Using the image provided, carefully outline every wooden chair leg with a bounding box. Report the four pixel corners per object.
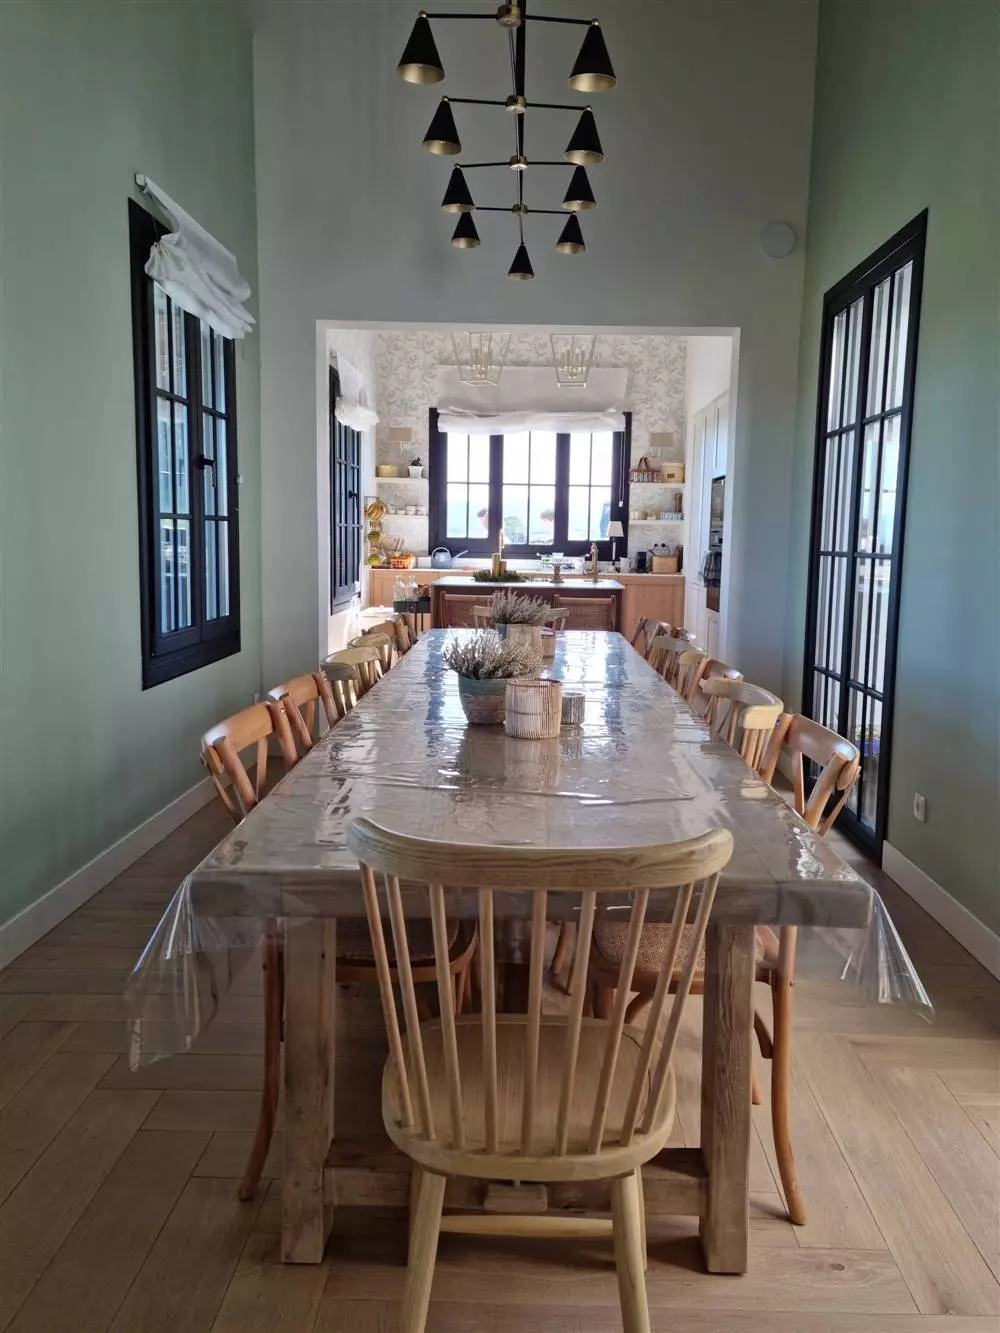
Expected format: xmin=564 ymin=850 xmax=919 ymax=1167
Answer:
xmin=594 ymin=984 xmax=615 ymax=1020
xmin=239 ymin=927 xmax=283 ymax=1201
xmin=454 ymin=967 xmax=466 ymax=1016
xmin=408 ymin=1165 xmax=424 ymax=1266
xmin=610 ymin=1170 xmax=651 ymax=1333
xmin=551 ymin=922 xmax=573 ymax=992
xmin=636 ymin=1167 xmax=647 ymax=1272
xmin=751 ymin=1063 xmax=763 ymax=1106
xmin=624 ymin=990 xmax=652 ymax=1026
xmin=770 ymin=973 xmax=806 ymax=1225
xmin=400 ymin=1169 xmax=446 ymax=1333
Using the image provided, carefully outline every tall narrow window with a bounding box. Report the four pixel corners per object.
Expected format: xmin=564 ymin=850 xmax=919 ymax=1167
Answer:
xmin=330 ymin=368 xmax=363 ymax=610
xmin=130 ymin=200 xmax=240 ymax=688
xmin=429 ymin=414 xmax=630 ymax=557
xmin=804 ymin=211 xmax=926 ymax=854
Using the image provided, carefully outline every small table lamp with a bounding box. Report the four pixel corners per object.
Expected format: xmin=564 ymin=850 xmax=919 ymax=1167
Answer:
xmin=607 ymin=520 xmax=624 ymax=567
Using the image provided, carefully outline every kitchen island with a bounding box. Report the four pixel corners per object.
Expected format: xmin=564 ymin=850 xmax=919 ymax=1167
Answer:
xmin=430 ymin=576 xmax=625 ymax=630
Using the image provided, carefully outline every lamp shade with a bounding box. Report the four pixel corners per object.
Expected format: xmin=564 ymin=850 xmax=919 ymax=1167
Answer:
xmin=564 ymin=108 xmax=604 ymax=165
xmin=555 ymin=215 xmax=586 ymax=254
xmin=442 ymin=166 xmax=474 ymax=212
xmin=508 ymin=242 xmax=534 ymax=280
xmin=397 ymin=14 xmax=445 ymax=84
xmin=423 ymin=99 xmax=461 ymax=155
xmin=568 ymin=22 xmax=616 ymax=93
xmin=607 ymin=520 xmax=625 ymax=538
xmin=451 ymin=213 xmax=481 ymax=248
xmin=562 ymin=166 xmax=596 ymax=211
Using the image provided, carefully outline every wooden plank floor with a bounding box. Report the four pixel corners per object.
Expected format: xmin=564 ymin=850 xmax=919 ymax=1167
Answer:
xmin=1 ymin=801 xmax=998 ymax=1332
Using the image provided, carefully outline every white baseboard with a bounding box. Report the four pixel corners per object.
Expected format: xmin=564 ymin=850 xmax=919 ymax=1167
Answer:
xmin=882 ymin=841 xmax=1000 ymax=981
xmin=0 ymin=777 xmax=216 ymax=970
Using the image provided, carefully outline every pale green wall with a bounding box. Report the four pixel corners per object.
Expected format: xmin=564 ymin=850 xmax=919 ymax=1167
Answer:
xmin=0 ymin=0 xmax=261 ymax=928
xmin=788 ymin=0 xmax=1000 ymax=931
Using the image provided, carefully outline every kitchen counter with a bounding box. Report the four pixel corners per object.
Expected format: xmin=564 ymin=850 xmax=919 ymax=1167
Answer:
xmin=431 ymin=576 xmax=624 ymax=591
xmin=430 ymin=577 xmax=625 ymax=630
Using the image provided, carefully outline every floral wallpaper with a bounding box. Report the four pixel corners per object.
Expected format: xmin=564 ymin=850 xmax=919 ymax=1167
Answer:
xmin=368 ymin=330 xmax=687 ymax=557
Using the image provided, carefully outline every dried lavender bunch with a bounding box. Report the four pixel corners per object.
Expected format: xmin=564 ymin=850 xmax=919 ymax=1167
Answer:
xmin=489 ymin=589 xmax=550 ymax=626
xmin=442 ymin=633 xmax=542 ymax=679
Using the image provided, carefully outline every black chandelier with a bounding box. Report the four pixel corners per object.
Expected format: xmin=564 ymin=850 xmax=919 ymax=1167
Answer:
xmin=397 ymin=2 xmax=615 ymax=280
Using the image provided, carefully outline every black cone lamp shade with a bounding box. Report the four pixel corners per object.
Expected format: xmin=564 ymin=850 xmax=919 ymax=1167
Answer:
xmin=562 ymin=166 xmax=596 ymax=211
xmin=556 ymin=215 xmax=585 ymax=254
xmin=568 ymin=22 xmax=616 ymax=93
xmin=451 ymin=214 xmax=481 ymax=248
xmin=397 ymin=14 xmax=445 ymax=84
xmin=508 ymin=242 xmax=535 ymax=280
xmin=441 ymin=166 xmax=475 ymax=212
xmin=565 ymin=108 xmax=604 ymax=165
xmin=423 ymin=99 xmax=461 ymax=155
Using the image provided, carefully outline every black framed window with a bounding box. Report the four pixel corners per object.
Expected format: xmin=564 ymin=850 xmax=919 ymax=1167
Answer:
xmin=130 ymin=199 xmax=240 ymax=688
xmin=330 ymin=367 xmax=363 ymax=610
xmin=428 ymin=411 xmax=631 ymax=557
xmin=803 ymin=210 xmax=926 ymax=855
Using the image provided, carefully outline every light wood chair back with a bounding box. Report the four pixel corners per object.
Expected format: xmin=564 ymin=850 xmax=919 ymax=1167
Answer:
xmin=647 ymin=634 xmax=704 ymax=692
xmin=345 ymin=817 xmax=732 ymax=1176
xmin=201 ymin=702 xmax=296 ymax=824
xmin=393 ymin=619 xmax=414 ymax=654
xmin=470 ymin=605 xmax=493 ymax=627
xmin=685 ymin=657 xmax=743 ymax=712
xmin=700 ymin=678 xmax=783 ymax=770
xmin=441 ymin=595 xmax=492 ymax=628
xmin=628 ymin=616 xmax=650 ymax=655
xmin=544 ymin=607 xmax=570 ymax=629
xmin=266 ymin=673 xmax=335 ymax=756
xmin=553 ymin=595 xmax=616 ymax=631
xmin=758 ymin=713 xmax=861 ymax=835
xmin=352 ymin=628 xmax=395 ymax=673
xmin=319 ymin=662 xmax=358 ymax=722
xmin=324 ymin=645 xmax=383 ymax=696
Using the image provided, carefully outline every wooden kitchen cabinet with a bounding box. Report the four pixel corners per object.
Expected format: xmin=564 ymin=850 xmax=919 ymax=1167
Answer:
xmin=367 ymin=568 xmax=445 ymax=608
xmin=619 ymin=576 xmax=685 ymax=635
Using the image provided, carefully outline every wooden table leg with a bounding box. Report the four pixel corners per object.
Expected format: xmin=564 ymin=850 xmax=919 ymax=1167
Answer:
xmin=699 ymin=921 xmax=755 ymax=1274
xmin=282 ymin=918 xmax=337 ymax=1263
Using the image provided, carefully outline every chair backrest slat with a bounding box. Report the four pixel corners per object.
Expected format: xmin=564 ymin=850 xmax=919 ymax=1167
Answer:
xmin=429 ymin=883 xmax=465 ymax=1148
xmin=345 ymin=819 xmax=733 ymax=1169
xmin=587 ymin=889 xmax=650 ymax=1152
xmin=521 ymin=890 xmax=549 ymax=1153
xmin=386 ymin=876 xmax=435 ymax=1139
xmin=478 ymin=889 xmax=499 ymax=1153
xmin=360 ymin=866 xmax=414 ymax=1129
xmin=555 ymin=890 xmax=598 ymax=1154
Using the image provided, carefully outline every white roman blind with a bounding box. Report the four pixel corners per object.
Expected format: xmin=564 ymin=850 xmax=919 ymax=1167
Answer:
xmin=436 ymin=364 xmax=628 ymax=433
xmin=135 ymin=175 xmax=255 ymax=339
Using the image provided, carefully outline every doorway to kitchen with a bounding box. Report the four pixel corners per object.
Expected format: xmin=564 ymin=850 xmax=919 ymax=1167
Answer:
xmin=803 ymin=212 xmax=926 ymax=856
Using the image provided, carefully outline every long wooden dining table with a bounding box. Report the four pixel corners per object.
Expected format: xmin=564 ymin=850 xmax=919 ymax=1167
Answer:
xmin=171 ymin=630 xmax=872 ymax=1271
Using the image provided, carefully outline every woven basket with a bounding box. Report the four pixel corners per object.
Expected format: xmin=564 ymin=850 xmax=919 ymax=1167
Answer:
xmin=457 ymin=675 xmax=508 ymax=725
xmin=505 ymin=678 xmax=563 ymax=739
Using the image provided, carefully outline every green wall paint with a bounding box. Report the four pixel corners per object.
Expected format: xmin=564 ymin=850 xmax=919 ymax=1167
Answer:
xmin=0 ymin=1 xmax=261 ymax=928
xmin=788 ymin=0 xmax=999 ymax=930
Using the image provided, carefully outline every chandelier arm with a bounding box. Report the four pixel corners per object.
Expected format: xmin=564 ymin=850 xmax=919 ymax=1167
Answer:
xmin=457 ymin=162 xmax=512 ymax=169
xmin=526 ymin=13 xmax=594 ymax=24
xmin=447 ymin=97 xmax=512 ymax=107
xmin=423 ymin=11 xmax=498 ymax=18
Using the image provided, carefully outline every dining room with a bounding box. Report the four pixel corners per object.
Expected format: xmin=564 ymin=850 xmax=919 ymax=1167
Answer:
xmin=1 ymin=2 xmax=998 ymax=1332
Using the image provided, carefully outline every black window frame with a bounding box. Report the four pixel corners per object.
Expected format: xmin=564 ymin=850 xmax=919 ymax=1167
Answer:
xmin=427 ymin=410 xmax=631 ymax=558
xmin=329 ymin=366 xmax=363 ymax=611
xmin=802 ymin=209 xmax=926 ymax=857
xmin=130 ymin=198 xmax=241 ymax=689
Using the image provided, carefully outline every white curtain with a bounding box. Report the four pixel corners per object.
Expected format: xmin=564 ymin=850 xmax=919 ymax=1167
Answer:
xmin=333 ymin=354 xmax=379 ymax=430
xmin=436 ymin=364 xmax=628 ymax=433
xmin=137 ymin=176 xmax=255 ymax=339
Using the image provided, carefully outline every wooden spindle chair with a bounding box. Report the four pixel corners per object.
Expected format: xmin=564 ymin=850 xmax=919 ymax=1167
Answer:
xmin=684 ymin=656 xmax=743 ymax=714
xmin=553 ymin=595 xmax=616 ymax=631
xmin=393 ymin=618 xmax=414 ymax=654
xmin=646 ymin=634 xmax=703 ymax=692
xmin=628 ymin=616 xmax=650 ymax=655
xmin=200 ymin=702 xmax=300 ymax=1203
xmin=352 ymin=627 xmax=395 ymax=674
xmin=441 ymin=595 xmax=492 ymax=628
xmin=346 ymin=817 xmax=733 ymax=1333
xmin=266 ymin=673 xmax=336 ymax=756
xmin=544 ymin=607 xmax=570 ymax=629
xmin=700 ymin=678 xmax=783 ymax=770
xmin=470 ymin=605 xmax=494 ymax=627
xmin=319 ymin=662 xmax=358 ymax=722
xmin=324 ymin=645 xmax=383 ymax=696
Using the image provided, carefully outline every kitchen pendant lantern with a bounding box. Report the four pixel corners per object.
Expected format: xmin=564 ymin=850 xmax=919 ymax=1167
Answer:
xmin=396 ymin=0 xmax=615 ymax=278
xmin=451 ymin=331 xmax=511 ymax=385
xmin=550 ymin=333 xmax=596 ymax=387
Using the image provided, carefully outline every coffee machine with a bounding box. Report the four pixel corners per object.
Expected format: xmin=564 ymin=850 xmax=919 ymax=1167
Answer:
xmin=634 ymin=549 xmax=651 ymax=573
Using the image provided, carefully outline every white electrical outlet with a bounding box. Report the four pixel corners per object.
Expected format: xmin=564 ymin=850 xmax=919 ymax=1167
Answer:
xmin=913 ymin=792 xmax=927 ymax=822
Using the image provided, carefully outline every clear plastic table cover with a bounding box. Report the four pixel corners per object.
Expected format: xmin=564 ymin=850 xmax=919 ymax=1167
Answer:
xmin=125 ymin=632 xmax=932 ymax=1068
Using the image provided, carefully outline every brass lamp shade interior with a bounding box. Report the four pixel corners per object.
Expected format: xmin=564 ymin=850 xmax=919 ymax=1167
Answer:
xmin=442 ymin=166 xmax=475 ymax=212
xmin=568 ymin=22 xmax=616 ymax=93
xmin=397 ymin=14 xmax=445 ymax=84
xmin=451 ymin=213 xmax=481 ymax=248
xmin=556 ymin=214 xmax=585 ymax=254
xmin=508 ymin=242 xmax=535 ymax=280
xmin=565 ymin=108 xmax=604 ymax=165
xmin=562 ymin=166 xmax=596 ymax=211
xmin=423 ymin=99 xmax=462 ymax=155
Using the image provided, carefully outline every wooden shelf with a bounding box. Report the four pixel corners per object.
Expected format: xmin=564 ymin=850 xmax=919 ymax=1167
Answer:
xmin=631 ymin=516 xmax=685 ymax=524
xmin=630 ymin=480 xmax=686 ymax=487
xmin=375 ymin=475 xmax=427 ymax=484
